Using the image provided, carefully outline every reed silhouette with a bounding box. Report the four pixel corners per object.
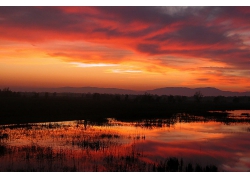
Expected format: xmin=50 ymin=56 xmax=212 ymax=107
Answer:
xmin=0 ymin=145 xmax=7 ymax=157
xmin=0 ymin=120 xmax=220 ymax=172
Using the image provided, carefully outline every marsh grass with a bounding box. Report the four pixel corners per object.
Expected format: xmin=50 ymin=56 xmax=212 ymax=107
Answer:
xmin=0 ymin=142 xmax=218 ymax=172
xmin=0 ymin=118 xmax=241 ymax=172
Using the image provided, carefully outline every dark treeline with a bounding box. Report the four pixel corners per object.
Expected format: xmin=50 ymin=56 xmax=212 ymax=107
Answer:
xmin=1 ymin=88 xmax=250 ymax=124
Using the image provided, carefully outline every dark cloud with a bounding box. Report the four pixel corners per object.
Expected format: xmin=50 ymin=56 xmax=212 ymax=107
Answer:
xmin=198 ymin=48 xmax=250 ymax=69
xmin=0 ymin=6 xmax=250 ymax=70
xmin=146 ymin=25 xmax=231 ymax=46
xmin=94 ymin=7 xmax=175 ymax=24
xmin=173 ymin=25 xmax=228 ymax=44
xmin=196 ymin=78 xmax=210 ymax=82
xmin=219 ymin=7 xmax=250 ymax=23
xmin=137 ymin=44 xmax=161 ymax=55
xmin=93 ymin=27 xmax=123 ymax=37
xmin=0 ymin=7 xmax=81 ymax=30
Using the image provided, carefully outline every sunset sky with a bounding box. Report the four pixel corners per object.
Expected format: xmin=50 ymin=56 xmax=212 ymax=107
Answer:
xmin=1 ymin=6 xmax=250 ymax=92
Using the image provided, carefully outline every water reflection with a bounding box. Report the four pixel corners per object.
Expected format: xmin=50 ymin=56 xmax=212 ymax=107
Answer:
xmin=209 ymin=110 xmax=250 ymax=121
xmin=0 ymin=115 xmax=250 ymax=172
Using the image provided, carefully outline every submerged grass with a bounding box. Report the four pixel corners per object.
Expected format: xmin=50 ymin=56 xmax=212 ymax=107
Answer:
xmin=0 ymin=120 xmax=220 ymax=172
xmin=0 ymin=143 xmax=218 ymax=172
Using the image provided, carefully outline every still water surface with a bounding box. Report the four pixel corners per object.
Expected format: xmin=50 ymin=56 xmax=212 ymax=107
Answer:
xmin=1 ymin=110 xmax=250 ymax=172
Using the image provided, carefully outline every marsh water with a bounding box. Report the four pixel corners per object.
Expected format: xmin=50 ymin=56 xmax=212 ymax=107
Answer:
xmin=1 ymin=110 xmax=250 ymax=172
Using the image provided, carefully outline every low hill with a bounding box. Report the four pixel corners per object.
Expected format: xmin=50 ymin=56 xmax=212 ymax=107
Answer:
xmin=11 ymin=87 xmax=250 ymax=96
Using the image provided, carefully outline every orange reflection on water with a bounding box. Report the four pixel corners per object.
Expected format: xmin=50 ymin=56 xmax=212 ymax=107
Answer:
xmin=1 ymin=119 xmax=250 ymax=171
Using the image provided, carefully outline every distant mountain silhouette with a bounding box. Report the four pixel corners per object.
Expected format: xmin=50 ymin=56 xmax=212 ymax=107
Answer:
xmin=12 ymin=87 xmax=250 ymax=97
xmin=24 ymin=87 xmax=139 ymax=95
xmin=147 ymin=87 xmax=250 ymax=96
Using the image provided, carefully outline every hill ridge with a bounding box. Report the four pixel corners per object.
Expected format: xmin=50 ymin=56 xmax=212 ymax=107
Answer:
xmin=10 ymin=86 xmax=250 ymax=97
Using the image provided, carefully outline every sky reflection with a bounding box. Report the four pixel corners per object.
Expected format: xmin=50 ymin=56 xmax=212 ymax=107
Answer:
xmin=0 ymin=119 xmax=250 ymax=171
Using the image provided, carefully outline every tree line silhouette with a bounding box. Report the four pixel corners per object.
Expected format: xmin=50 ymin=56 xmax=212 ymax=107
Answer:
xmin=1 ymin=88 xmax=250 ymax=124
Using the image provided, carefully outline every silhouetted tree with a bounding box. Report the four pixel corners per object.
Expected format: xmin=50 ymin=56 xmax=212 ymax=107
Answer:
xmin=168 ymin=95 xmax=175 ymax=103
xmin=186 ymin=163 xmax=194 ymax=172
xmin=124 ymin=94 xmax=129 ymax=101
xmin=0 ymin=145 xmax=7 ymax=156
xmin=193 ymin=91 xmax=203 ymax=102
xmin=141 ymin=93 xmax=154 ymax=103
xmin=45 ymin=92 xmax=49 ymax=99
xmin=114 ymin=94 xmax=121 ymax=101
xmin=205 ymin=165 xmax=218 ymax=172
xmin=33 ymin=92 xmax=39 ymax=98
xmin=214 ymin=96 xmax=224 ymax=103
xmin=0 ymin=87 xmax=12 ymax=97
xmin=179 ymin=158 xmax=183 ymax=172
xmin=167 ymin=157 xmax=179 ymax=172
xmin=195 ymin=164 xmax=203 ymax=172
xmin=175 ymin=96 xmax=187 ymax=103
xmin=233 ymin=96 xmax=240 ymax=103
xmin=93 ymin=93 xmax=100 ymax=100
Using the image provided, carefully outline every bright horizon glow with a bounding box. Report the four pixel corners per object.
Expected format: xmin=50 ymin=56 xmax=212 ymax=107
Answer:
xmin=1 ymin=7 xmax=250 ymax=92
xmin=70 ymin=62 xmax=118 ymax=68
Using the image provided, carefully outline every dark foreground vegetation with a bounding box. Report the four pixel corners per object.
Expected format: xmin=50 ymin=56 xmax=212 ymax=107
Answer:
xmin=0 ymin=142 xmax=217 ymax=172
xmin=1 ymin=88 xmax=250 ymax=124
xmin=0 ymin=120 xmax=219 ymax=172
xmin=0 ymin=144 xmax=218 ymax=172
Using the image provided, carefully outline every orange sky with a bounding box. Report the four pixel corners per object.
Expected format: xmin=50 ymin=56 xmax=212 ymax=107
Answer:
xmin=1 ymin=7 xmax=250 ymax=91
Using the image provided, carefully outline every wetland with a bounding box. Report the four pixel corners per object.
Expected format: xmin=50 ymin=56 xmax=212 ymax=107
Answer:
xmin=1 ymin=90 xmax=250 ymax=172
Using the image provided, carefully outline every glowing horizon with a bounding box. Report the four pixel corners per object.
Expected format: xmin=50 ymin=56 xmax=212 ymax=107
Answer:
xmin=1 ymin=7 xmax=250 ymax=92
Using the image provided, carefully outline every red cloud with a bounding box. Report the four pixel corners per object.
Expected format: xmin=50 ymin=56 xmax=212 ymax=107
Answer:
xmin=1 ymin=7 xmax=250 ymax=90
